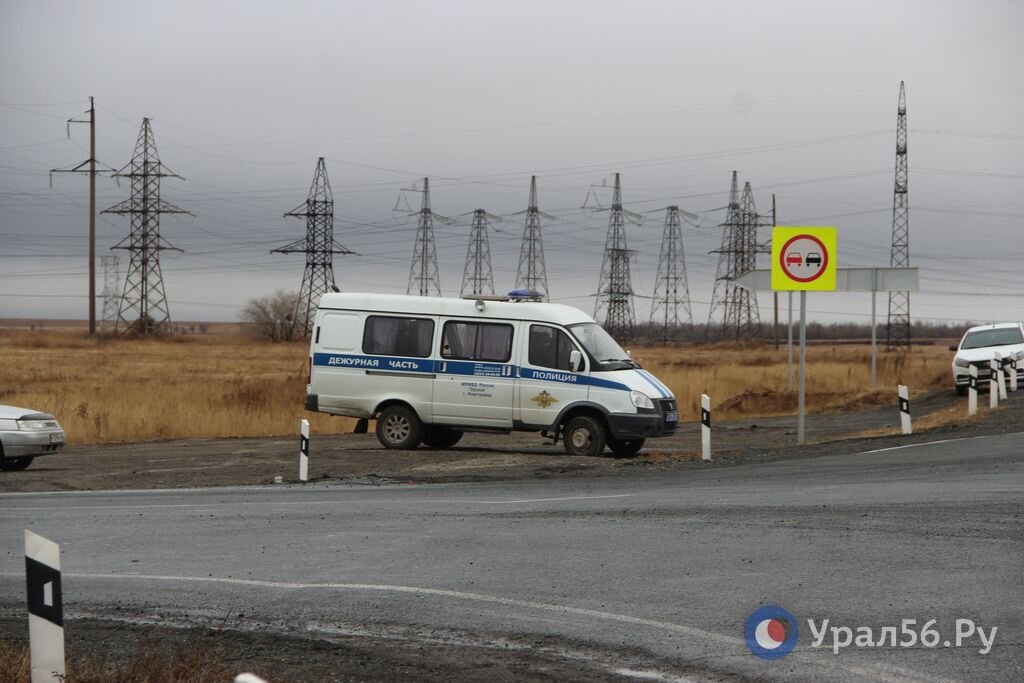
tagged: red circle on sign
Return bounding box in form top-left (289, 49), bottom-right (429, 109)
top-left (779, 234), bottom-right (829, 283)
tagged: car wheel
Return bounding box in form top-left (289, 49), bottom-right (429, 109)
top-left (375, 406), bottom-right (423, 450)
top-left (563, 415), bottom-right (606, 457)
top-left (421, 427), bottom-right (463, 449)
top-left (0, 456), bottom-right (35, 471)
top-left (608, 438), bottom-right (645, 457)
top-left (955, 385), bottom-right (968, 397)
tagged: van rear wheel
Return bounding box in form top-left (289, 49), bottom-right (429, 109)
top-left (421, 427), bottom-right (463, 449)
top-left (563, 415), bottom-right (606, 457)
top-left (376, 406), bottom-right (423, 450)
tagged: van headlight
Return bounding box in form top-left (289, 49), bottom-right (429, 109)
top-left (1014, 351), bottom-right (1024, 361)
top-left (954, 357), bottom-right (970, 368)
top-left (630, 391), bottom-right (654, 409)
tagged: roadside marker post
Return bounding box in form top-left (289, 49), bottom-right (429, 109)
top-left (989, 359), bottom-right (999, 408)
top-left (299, 419), bottom-right (310, 482)
top-left (1005, 357), bottom-right (1018, 393)
top-left (700, 394), bottom-right (711, 461)
top-left (898, 385), bottom-right (911, 435)
top-left (968, 365), bottom-right (978, 416)
top-left (995, 354), bottom-right (1008, 400)
top-left (25, 530), bottom-right (64, 683)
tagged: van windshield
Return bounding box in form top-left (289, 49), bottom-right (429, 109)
top-left (567, 323), bottom-right (638, 371)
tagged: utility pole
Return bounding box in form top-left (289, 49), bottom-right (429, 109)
top-left (593, 173), bottom-right (636, 340)
top-left (99, 255), bottom-right (120, 332)
top-left (50, 97), bottom-right (110, 336)
top-left (461, 209), bottom-right (497, 297)
top-left (406, 178), bottom-right (444, 297)
top-left (649, 206), bottom-right (694, 343)
top-left (514, 175), bottom-right (550, 299)
top-left (272, 158), bottom-right (354, 336)
top-left (887, 80), bottom-right (911, 348)
top-left (102, 118), bottom-right (189, 336)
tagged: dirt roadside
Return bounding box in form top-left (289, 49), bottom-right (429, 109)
top-left (1, 389), bottom-right (1020, 494)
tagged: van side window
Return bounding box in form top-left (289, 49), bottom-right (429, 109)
top-left (529, 325), bottom-right (575, 371)
top-left (363, 316), bottom-right (434, 358)
top-left (441, 321), bottom-right (513, 363)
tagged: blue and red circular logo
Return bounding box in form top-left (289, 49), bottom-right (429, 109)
top-left (744, 605), bottom-right (799, 660)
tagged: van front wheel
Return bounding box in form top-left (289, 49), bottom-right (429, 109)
top-left (376, 406), bottom-right (423, 450)
top-left (563, 415), bottom-right (606, 457)
top-left (608, 438), bottom-right (645, 457)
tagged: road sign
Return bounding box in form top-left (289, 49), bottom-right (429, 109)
top-left (771, 227), bottom-right (837, 291)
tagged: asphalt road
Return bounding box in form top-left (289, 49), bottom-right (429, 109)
top-left (1, 432), bottom-right (1021, 682)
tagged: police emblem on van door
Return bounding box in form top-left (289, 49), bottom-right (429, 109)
top-left (530, 391), bottom-right (559, 408)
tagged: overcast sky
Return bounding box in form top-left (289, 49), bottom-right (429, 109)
top-left (2, 0), bottom-right (1022, 327)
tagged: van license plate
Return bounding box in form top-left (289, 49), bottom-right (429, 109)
top-left (664, 411), bottom-right (678, 423)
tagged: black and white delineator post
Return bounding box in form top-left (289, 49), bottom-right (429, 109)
top-left (968, 365), bottom-right (978, 416)
top-left (299, 419), bottom-right (309, 482)
top-left (990, 359), bottom-right (1000, 409)
top-left (995, 353), bottom-right (1008, 400)
top-left (898, 385), bottom-right (911, 435)
top-left (1008, 357), bottom-right (1019, 392)
top-left (25, 530), bottom-right (64, 683)
top-left (700, 394), bottom-right (711, 461)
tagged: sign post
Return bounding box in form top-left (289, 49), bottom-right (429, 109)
top-left (771, 227), bottom-right (838, 444)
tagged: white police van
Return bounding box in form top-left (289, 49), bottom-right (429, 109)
top-left (305, 291), bottom-right (678, 456)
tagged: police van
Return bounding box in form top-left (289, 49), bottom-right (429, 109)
top-left (304, 291), bottom-right (678, 456)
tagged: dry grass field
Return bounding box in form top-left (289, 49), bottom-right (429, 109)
top-left (0, 329), bottom-right (952, 446)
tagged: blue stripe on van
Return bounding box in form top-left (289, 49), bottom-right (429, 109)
top-left (520, 367), bottom-right (630, 392)
top-left (638, 369), bottom-right (672, 398)
top-left (313, 353), bottom-right (435, 373)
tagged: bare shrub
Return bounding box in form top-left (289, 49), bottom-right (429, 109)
top-left (241, 290), bottom-right (303, 342)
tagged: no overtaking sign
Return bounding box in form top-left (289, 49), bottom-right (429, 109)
top-left (771, 227), bottom-right (837, 291)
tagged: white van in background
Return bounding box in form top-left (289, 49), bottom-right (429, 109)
top-left (305, 292), bottom-right (678, 456)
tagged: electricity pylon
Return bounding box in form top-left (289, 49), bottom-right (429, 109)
top-left (102, 118), bottom-right (189, 336)
top-left (887, 81), bottom-right (911, 348)
top-left (514, 175), bottom-right (550, 299)
top-left (706, 172), bottom-right (764, 341)
top-left (650, 206), bottom-right (694, 342)
top-left (593, 173), bottom-right (636, 340)
top-left (406, 178), bottom-right (443, 296)
top-left (99, 255), bottom-right (120, 332)
top-left (461, 209), bottom-right (497, 296)
top-left (272, 157), bottom-right (354, 336)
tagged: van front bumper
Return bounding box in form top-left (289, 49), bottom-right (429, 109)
top-left (606, 413), bottom-right (677, 440)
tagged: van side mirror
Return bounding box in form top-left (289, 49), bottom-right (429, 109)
top-left (569, 349), bottom-right (583, 373)
top-left (948, 344), bottom-right (958, 352)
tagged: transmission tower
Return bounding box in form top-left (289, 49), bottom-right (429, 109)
top-left (272, 158), bottom-right (354, 336)
top-left (650, 206), bottom-right (694, 342)
top-left (887, 81), bottom-right (911, 348)
top-left (407, 178), bottom-right (443, 296)
top-left (706, 172), bottom-right (764, 341)
top-left (102, 118), bottom-right (189, 336)
top-left (461, 209), bottom-right (496, 296)
top-left (99, 255), bottom-right (120, 331)
top-left (593, 173), bottom-right (636, 340)
top-left (515, 175), bottom-right (549, 299)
